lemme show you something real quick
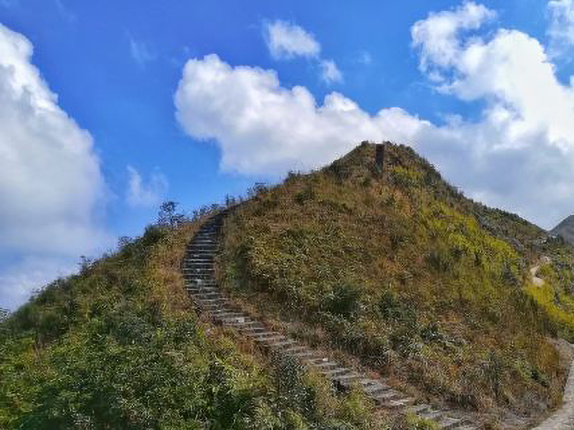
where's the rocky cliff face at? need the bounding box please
[551,215,574,245]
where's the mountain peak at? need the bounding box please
[551,214,574,244]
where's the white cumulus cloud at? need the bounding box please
[0,23,109,308]
[126,166,168,208]
[264,20,321,60]
[0,257,76,309]
[320,59,343,84]
[175,3,574,230]
[174,54,401,175]
[411,1,496,81]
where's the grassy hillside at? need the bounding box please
[525,238,574,342]
[219,142,573,419]
[3,142,574,428]
[0,211,404,430]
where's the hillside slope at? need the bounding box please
[219,142,574,420]
[3,142,574,429]
[551,215,574,245]
[0,213,393,429]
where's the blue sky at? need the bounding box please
[2,0,574,308]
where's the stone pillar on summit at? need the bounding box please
[375,143,385,171]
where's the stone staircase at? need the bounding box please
[183,212,477,429]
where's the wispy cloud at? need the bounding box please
[547,0,574,58]
[263,19,343,85]
[320,59,343,84]
[55,0,76,23]
[358,51,373,65]
[126,166,168,208]
[128,33,155,66]
[263,20,320,59]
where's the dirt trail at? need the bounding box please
[531,341,574,430]
[530,256,551,287]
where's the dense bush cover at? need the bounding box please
[220,143,571,418]
[0,215,409,429]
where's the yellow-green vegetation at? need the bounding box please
[219,142,568,418]
[525,247,574,341]
[0,208,398,430]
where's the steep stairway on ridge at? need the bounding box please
[182,211,477,429]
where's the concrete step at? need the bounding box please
[188,292,220,298]
[183,268,215,274]
[269,339,298,349]
[362,380,389,391]
[254,335,287,344]
[239,326,267,334]
[194,292,224,299]
[312,361,338,369]
[283,345,308,355]
[210,310,241,318]
[215,314,250,323]
[187,287,218,294]
[199,304,225,311]
[436,417,463,430]
[187,249,217,254]
[186,251,216,256]
[291,350,318,360]
[197,297,227,304]
[187,278,217,283]
[418,410,443,421]
[183,262,214,267]
[186,252,216,257]
[196,300,226,308]
[330,372,361,383]
[248,331,283,340]
[186,280,217,286]
[380,397,415,409]
[184,268,214,273]
[308,357,332,366]
[186,278,216,283]
[185,260,215,265]
[186,250,217,256]
[321,367,348,377]
[372,389,403,402]
[226,318,259,326]
[407,404,432,414]
[186,254,216,260]
[183,270,215,276]
[187,244,217,249]
[210,308,241,315]
[184,274,214,280]
[364,385,391,397]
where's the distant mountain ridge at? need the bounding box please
[551,214,574,244]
